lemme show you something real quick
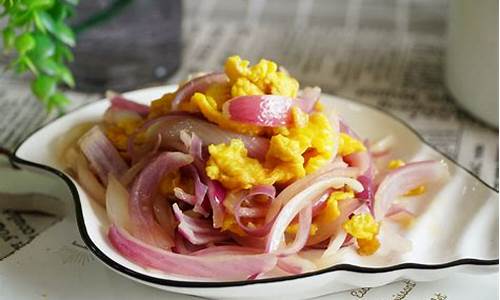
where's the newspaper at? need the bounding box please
[0,0,498,298]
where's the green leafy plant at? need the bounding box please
[1,0,135,112]
[1,0,78,112]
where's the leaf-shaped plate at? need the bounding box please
[13,86,498,300]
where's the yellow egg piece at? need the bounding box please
[286,222,318,236]
[388,159,405,169]
[338,133,366,157]
[357,237,380,256]
[315,190,355,224]
[206,139,273,190]
[221,214,247,236]
[343,213,379,240]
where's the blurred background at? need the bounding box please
[0,0,498,188]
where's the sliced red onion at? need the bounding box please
[370,135,395,157]
[172,203,229,245]
[78,126,129,185]
[108,93,149,117]
[385,203,413,218]
[75,153,106,205]
[191,245,261,256]
[174,233,191,254]
[355,175,374,202]
[171,72,228,110]
[108,225,277,280]
[120,154,155,187]
[103,107,143,128]
[234,185,276,237]
[297,86,321,113]
[152,196,177,240]
[173,165,209,216]
[129,133,163,165]
[277,255,317,274]
[224,191,269,218]
[344,150,372,177]
[373,160,449,220]
[267,177,363,253]
[180,130,204,161]
[344,143,374,211]
[230,234,267,250]
[307,198,362,246]
[238,206,267,218]
[386,206,415,226]
[222,95,318,127]
[134,115,269,161]
[322,230,347,258]
[173,188,196,205]
[311,190,331,217]
[129,152,193,249]
[339,119,362,140]
[173,233,205,254]
[277,203,312,256]
[206,179,226,228]
[105,174,130,230]
[265,166,360,223]
[352,203,371,215]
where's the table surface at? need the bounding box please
[0,0,498,299]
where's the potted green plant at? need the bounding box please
[1,0,181,112]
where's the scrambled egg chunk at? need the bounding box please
[221,214,246,236]
[267,112,336,175]
[388,159,405,169]
[315,190,355,224]
[357,237,380,256]
[206,139,272,190]
[286,223,319,236]
[104,113,142,152]
[338,133,366,157]
[206,112,336,190]
[225,55,299,98]
[343,213,379,240]
[343,213,381,256]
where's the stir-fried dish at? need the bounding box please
[65,56,449,280]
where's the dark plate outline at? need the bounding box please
[11,89,499,289]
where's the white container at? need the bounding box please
[445,0,498,127]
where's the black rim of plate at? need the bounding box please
[11,88,499,289]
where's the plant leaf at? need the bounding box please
[31,75,56,100]
[33,11,46,33]
[56,63,74,87]
[52,21,75,46]
[11,9,33,26]
[32,33,55,57]
[15,33,35,54]
[49,91,70,107]
[22,56,39,75]
[29,0,55,9]
[32,56,58,76]
[38,11,56,33]
[2,27,15,51]
[56,43,74,62]
[49,2,67,21]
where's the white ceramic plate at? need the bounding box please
[13,86,498,300]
